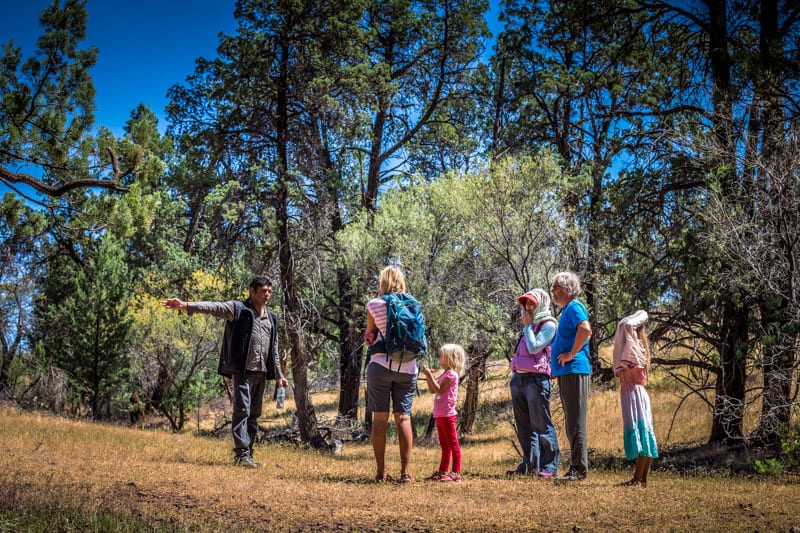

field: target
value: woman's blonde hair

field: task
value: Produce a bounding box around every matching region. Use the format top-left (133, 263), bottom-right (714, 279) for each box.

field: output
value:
top-left (378, 265), bottom-right (406, 295)
top-left (440, 343), bottom-right (466, 375)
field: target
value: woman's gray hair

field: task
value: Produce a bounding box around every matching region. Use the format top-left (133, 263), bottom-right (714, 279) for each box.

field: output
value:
top-left (551, 271), bottom-right (581, 298)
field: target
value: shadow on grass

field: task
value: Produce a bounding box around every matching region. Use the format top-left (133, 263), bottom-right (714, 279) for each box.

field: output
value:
top-left (590, 441), bottom-right (789, 477)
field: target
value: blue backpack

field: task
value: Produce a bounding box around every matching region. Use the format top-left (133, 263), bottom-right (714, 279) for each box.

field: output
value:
top-left (367, 292), bottom-right (427, 370)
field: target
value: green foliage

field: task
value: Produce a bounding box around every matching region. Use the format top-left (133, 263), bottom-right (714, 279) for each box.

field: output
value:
top-left (338, 151), bottom-right (576, 357)
top-left (36, 235), bottom-right (133, 419)
top-left (751, 425), bottom-right (800, 477)
top-left (128, 276), bottom-right (226, 432)
top-left (753, 457), bottom-right (783, 477)
top-left (0, 194), bottom-right (47, 392)
top-left (778, 424), bottom-right (800, 471)
top-left (1, 0), bottom-right (146, 207)
top-left (3, 0), bottom-right (798, 450)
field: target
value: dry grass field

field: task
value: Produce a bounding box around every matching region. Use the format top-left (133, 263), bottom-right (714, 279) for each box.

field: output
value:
top-left (1, 360), bottom-right (798, 532)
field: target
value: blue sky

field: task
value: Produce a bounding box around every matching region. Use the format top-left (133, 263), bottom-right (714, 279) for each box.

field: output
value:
top-left (3, 1), bottom-right (501, 137)
top-left (1, 0), bottom-right (238, 135)
top-left (2, 1), bottom-right (500, 201)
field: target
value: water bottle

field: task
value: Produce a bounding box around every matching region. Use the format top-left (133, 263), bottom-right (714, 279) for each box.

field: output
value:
top-left (276, 386), bottom-right (286, 410)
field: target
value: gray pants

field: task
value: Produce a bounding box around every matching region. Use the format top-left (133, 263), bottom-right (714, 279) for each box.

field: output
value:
top-left (558, 373), bottom-right (590, 474)
top-left (232, 372), bottom-right (267, 459)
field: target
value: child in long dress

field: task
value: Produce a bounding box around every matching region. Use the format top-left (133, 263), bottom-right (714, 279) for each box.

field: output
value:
top-left (612, 310), bottom-right (658, 487)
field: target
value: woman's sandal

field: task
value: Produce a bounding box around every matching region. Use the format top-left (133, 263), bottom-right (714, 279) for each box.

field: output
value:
top-left (440, 472), bottom-right (462, 482)
top-left (375, 472), bottom-right (393, 482)
top-left (399, 473), bottom-right (415, 483)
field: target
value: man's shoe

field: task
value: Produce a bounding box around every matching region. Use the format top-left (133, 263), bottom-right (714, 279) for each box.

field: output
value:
top-left (556, 468), bottom-right (586, 482)
top-left (234, 456), bottom-right (258, 468)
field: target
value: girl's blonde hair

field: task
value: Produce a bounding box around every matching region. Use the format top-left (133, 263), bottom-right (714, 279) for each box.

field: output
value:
top-left (440, 343), bottom-right (466, 375)
top-left (378, 265), bottom-right (406, 295)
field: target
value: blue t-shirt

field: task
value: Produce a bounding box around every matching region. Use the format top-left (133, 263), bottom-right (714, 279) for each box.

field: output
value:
top-left (550, 299), bottom-right (591, 377)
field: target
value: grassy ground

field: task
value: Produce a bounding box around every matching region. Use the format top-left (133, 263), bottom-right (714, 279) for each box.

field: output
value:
top-left (1, 361), bottom-right (798, 532)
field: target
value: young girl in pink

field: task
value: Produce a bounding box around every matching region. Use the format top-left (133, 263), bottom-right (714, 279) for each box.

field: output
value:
top-left (422, 344), bottom-right (467, 482)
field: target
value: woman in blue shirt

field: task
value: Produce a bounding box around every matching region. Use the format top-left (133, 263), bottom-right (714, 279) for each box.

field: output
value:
top-left (550, 272), bottom-right (592, 481)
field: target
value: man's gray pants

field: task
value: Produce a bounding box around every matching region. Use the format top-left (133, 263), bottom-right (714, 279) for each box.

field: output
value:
top-left (558, 373), bottom-right (590, 474)
top-left (232, 371), bottom-right (267, 459)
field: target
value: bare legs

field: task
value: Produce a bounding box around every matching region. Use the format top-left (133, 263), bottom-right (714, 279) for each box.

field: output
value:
top-left (621, 456), bottom-right (652, 488)
top-left (371, 412), bottom-right (413, 478)
top-left (372, 412), bottom-right (390, 478)
top-left (395, 413), bottom-right (413, 476)
top-left (634, 456), bottom-right (652, 487)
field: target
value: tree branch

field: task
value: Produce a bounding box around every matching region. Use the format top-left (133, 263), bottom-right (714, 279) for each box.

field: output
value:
top-left (0, 146), bottom-right (134, 197)
top-left (652, 356), bottom-right (717, 373)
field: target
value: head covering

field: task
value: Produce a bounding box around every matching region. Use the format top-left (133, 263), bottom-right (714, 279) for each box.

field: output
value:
top-left (519, 288), bottom-right (554, 325)
top-left (612, 310), bottom-right (649, 371)
top-left (518, 290), bottom-right (538, 308)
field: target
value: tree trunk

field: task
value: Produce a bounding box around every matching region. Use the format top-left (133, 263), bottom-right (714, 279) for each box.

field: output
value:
top-left (458, 337), bottom-right (489, 435)
top-left (708, 299), bottom-right (748, 442)
top-left (750, 0), bottom-right (796, 444)
top-left (0, 346), bottom-right (17, 396)
top-left (458, 362), bottom-right (482, 435)
top-left (336, 268), bottom-right (363, 420)
top-left (363, 101), bottom-right (387, 211)
top-left (755, 295), bottom-right (796, 443)
top-left (705, 0), bottom-right (750, 444)
top-left (275, 41), bottom-right (325, 449)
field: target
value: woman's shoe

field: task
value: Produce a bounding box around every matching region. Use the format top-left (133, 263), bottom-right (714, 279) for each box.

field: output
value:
top-left (506, 463), bottom-right (528, 476)
top-left (375, 472), bottom-right (393, 482)
top-left (399, 473), bottom-right (415, 483)
top-left (441, 472), bottom-right (462, 482)
top-left (556, 467), bottom-right (586, 482)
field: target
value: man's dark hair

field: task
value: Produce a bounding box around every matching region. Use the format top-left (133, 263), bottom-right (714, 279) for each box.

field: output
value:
top-left (250, 276), bottom-right (273, 290)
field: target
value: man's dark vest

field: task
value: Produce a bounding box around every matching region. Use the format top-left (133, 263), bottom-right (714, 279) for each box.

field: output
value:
top-left (217, 300), bottom-right (277, 379)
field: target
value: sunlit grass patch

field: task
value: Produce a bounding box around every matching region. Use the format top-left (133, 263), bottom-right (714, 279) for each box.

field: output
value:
top-left (1, 361), bottom-right (799, 533)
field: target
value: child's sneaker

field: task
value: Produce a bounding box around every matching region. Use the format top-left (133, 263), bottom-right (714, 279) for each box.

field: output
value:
top-left (425, 471), bottom-right (446, 481)
top-left (538, 471), bottom-right (555, 478)
top-left (440, 472), bottom-right (462, 482)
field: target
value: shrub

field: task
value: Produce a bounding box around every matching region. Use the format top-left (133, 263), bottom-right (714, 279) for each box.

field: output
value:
top-left (754, 458), bottom-right (783, 477)
top-left (778, 424), bottom-right (800, 470)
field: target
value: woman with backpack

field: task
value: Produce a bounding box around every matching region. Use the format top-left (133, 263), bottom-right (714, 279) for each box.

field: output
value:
top-left (507, 288), bottom-right (560, 478)
top-left (364, 265), bottom-right (424, 483)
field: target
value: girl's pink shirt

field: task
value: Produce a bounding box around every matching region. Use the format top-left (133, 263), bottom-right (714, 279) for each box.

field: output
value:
top-left (433, 369), bottom-right (459, 418)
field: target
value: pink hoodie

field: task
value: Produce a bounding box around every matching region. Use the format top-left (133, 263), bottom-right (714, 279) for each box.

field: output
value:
top-left (612, 310), bottom-right (649, 372)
